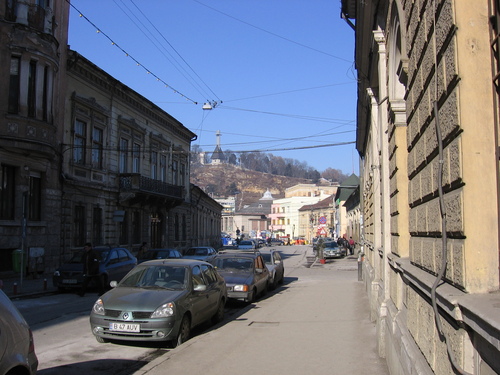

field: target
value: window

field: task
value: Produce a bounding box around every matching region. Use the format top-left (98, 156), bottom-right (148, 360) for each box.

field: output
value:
top-left (0, 165), bottom-right (15, 220)
top-left (92, 207), bottom-right (102, 245)
top-left (174, 214), bottom-right (180, 241)
top-left (28, 60), bottom-right (37, 118)
top-left (192, 266), bottom-right (206, 287)
top-left (172, 160), bottom-right (178, 185)
top-left (133, 143), bottom-right (141, 173)
top-left (160, 154), bottom-right (167, 182)
top-left (42, 66), bottom-right (49, 121)
top-left (180, 163), bottom-right (185, 186)
top-left (8, 56), bottom-right (20, 114)
top-left (91, 127), bottom-right (103, 169)
top-left (132, 211), bottom-right (141, 244)
top-left (201, 264), bottom-right (217, 284)
top-left (119, 211), bottom-right (128, 244)
top-left (119, 138), bottom-right (128, 173)
top-left (28, 174), bottom-right (41, 221)
top-left (182, 215), bottom-right (186, 241)
top-left (73, 120), bottom-right (86, 164)
top-left (74, 205), bottom-right (86, 246)
top-left (108, 249), bottom-right (119, 264)
top-left (151, 151), bottom-right (158, 179)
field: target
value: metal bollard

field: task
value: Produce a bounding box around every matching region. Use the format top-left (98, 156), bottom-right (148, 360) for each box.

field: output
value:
top-left (13, 282), bottom-right (18, 295)
top-left (43, 278), bottom-right (47, 291)
top-left (357, 253), bottom-right (364, 281)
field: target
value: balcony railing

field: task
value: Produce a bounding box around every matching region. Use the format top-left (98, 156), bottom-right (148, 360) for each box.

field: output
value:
top-left (119, 174), bottom-right (183, 200)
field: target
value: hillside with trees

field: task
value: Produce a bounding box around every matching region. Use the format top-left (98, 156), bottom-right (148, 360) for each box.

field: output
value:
top-left (190, 147), bottom-right (349, 205)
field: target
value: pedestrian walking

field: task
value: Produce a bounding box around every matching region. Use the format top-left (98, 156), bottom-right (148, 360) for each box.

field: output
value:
top-left (78, 242), bottom-right (104, 297)
top-left (349, 237), bottom-right (355, 255)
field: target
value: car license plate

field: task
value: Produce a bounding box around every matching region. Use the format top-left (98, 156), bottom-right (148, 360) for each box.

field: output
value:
top-left (109, 322), bottom-right (140, 332)
top-left (62, 279), bottom-right (77, 284)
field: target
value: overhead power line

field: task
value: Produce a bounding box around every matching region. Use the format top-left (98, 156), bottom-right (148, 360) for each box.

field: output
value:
top-left (193, 0), bottom-right (353, 63)
top-left (67, 0), bottom-right (199, 105)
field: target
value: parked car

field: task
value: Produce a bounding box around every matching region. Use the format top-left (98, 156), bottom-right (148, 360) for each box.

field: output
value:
top-left (237, 240), bottom-right (257, 250)
top-left (259, 249), bottom-right (285, 289)
top-left (323, 241), bottom-right (346, 259)
top-left (53, 246), bottom-right (137, 291)
top-left (182, 246), bottom-right (218, 262)
top-left (269, 238), bottom-right (284, 246)
top-left (90, 259), bottom-right (227, 347)
top-left (137, 248), bottom-right (182, 264)
top-left (0, 289), bottom-right (38, 375)
top-left (211, 251), bottom-right (270, 303)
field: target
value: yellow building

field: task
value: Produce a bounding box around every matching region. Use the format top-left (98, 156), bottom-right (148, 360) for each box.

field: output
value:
top-left (341, 0), bottom-right (500, 374)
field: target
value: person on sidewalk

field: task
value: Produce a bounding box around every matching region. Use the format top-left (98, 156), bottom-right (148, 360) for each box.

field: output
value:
top-left (78, 243), bottom-right (104, 297)
top-left (349, 237), bottom-right (355, 255)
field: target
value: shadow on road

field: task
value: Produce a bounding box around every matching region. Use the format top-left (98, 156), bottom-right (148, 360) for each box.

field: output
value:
top-left (38, 359), bottom-right (149, 375)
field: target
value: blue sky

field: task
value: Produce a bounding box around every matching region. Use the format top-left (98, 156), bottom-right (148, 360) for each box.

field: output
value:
top-left (68, 0), bottom-right (358, 174)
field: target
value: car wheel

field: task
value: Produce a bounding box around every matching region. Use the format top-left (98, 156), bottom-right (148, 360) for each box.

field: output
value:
top-left (95, 335), bottom-right (109, 343)
top-left (279, 271), bottom-right (285, 284)
top-left (246, 288), bottom-right (256, 303)
top-left (212, 298), bottom-right (225, 324)
top-left (172, 315), bottom-right (191, 348)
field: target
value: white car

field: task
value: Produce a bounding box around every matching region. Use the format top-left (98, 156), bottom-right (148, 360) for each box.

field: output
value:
top-left (237, 240), bottom-right (256, 250)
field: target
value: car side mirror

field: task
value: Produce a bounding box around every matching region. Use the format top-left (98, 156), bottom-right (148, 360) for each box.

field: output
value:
top-left (256, 268), bottom-right (263, 274)
top-left (110, 281), bottom-right (118, 288)
top-left (194, 284), bottom-right (207, 292)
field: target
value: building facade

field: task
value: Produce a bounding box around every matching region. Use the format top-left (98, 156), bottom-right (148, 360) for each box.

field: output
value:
top-left (271, 187), bottom-right (335, 240)
top-left (298, 195), bottom-right (336, 242)
top-left (341, 0), bottom-right (500, 374)
top-left (0, 0), bottom-right (69, 275)
top-left (0, 1), bottom-right (222, 276)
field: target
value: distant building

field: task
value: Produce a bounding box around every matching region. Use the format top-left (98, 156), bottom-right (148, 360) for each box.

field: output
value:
top-left (232, 189), bottom-right (273, 239)
top-left (210, 130), bottom-right (226, 164)
top-left (333, 174), bottom-right (359, 238)
top-left (270, 184), bottom-right (336, 240)
top-left (298, 195), bottom-right (336, 242)
top-left (215, 196), bottom-right (236, 235)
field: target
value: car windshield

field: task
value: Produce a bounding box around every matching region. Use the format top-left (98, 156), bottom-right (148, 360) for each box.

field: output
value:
top-left (324, 242), bottom-right (339, 249)
top-left (185, 248), bottom-right (207, 256)
top-left (214, 258), bottom-right (253, 271)
top-left (68, 250), bottom-right (106, 263)
top-left (119, 265), bottom-right (187, 290)
top-left (261, 253), bottom-right (272, 264)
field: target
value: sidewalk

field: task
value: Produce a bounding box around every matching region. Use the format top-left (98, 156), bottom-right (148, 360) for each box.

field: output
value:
top-left (0, 273), bottom-right (58, 299)
top-left (134, 247), bottom-right (388, 375)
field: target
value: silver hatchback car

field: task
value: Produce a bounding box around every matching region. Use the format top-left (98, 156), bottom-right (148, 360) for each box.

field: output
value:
top-left (0, 289), bottom-right (38, 375)
top-left (90, 259), bottom-right (227, 347)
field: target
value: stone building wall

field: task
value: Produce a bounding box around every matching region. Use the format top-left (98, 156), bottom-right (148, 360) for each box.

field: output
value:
top-left (344, 0), bottom-right (500, 373)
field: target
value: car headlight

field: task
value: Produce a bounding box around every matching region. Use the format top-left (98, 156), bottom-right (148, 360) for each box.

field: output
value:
top-left (53, 270), bottom-right (60, 277)
top-left (233, 285), bottom-right (249, 292)
top-left (92, 298), bottom-right (105, 315)
top-left (151, 302), bottom-right (175, 318)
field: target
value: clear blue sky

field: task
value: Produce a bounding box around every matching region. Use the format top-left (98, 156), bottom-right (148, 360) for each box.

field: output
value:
top-left (68, 0), bottom-right (358, 175)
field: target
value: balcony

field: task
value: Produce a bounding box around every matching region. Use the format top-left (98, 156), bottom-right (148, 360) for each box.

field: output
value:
top-left (119, 174), bottom-right (184, 207)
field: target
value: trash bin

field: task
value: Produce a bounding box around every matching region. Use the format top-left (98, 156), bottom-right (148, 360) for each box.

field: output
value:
top-left (12, 249), bottom-right (26, 273)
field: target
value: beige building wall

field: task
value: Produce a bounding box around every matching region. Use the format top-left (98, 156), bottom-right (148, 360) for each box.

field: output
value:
top-left (344, 0), bottom-right (500, 374)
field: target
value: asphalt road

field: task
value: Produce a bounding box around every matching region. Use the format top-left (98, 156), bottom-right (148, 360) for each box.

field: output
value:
top-left (13, 245), bottom-right (388, 375)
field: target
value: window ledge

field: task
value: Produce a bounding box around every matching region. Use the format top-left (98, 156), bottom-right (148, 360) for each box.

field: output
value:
top-left (390, 255), bottom-right (500, 351)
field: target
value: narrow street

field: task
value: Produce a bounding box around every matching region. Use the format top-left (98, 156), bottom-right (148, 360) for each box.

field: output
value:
top-left (13, 245), bottom-right (388, 375)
